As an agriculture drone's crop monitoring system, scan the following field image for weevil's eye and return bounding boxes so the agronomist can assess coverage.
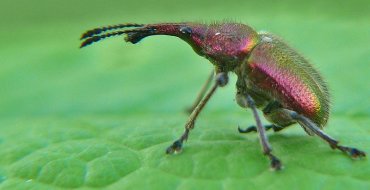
[180,26,192,35]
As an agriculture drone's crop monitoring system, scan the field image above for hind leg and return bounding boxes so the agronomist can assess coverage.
[260,107,366,158]
[287,110,366,158]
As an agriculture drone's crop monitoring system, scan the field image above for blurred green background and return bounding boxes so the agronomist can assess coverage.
[0,0,369,189]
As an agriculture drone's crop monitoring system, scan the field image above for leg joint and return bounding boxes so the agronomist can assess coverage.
[215,72,228,87]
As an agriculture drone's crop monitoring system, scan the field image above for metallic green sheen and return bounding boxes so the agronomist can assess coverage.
[242,32,330,127]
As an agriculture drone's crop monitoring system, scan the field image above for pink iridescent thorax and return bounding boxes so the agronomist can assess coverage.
[248,62,321,118]
[202,23,259,64]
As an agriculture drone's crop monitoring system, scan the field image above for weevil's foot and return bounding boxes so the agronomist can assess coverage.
[238,125,257,133]
[238,124,282,134]
[337,145,366,159]
[166,140,183,154]
[269,154,283,171]
[347,147,366,158]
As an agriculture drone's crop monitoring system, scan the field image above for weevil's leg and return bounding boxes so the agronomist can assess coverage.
[166,73,228,154]
[238,101,287,133]
[244,95,282,170]
[287,110,366,158]
[186,70,214,114]
[238,124,284,133]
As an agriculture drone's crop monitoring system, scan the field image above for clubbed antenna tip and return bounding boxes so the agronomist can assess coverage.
[80,31,127,48]
[80,23,144,40]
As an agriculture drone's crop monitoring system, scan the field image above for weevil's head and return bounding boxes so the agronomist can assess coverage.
[80,22,260,72]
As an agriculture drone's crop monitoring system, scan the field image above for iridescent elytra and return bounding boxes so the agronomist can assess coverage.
[80,22,366,170]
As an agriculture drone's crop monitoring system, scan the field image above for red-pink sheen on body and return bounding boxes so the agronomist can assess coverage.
[249,62,320,118]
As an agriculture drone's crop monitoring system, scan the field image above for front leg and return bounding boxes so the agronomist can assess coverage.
[186,70,214,114]
[166,72,229,154]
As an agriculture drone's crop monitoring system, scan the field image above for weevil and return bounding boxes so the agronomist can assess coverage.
[80,22,366,170]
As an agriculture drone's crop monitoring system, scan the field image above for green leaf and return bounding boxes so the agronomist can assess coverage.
[0,0,369,189]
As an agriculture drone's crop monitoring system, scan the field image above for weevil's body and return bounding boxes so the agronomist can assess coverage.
[199,23,330,130]
[236,32,330,129]
[81,22,365,170]
[103,22,330,130]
